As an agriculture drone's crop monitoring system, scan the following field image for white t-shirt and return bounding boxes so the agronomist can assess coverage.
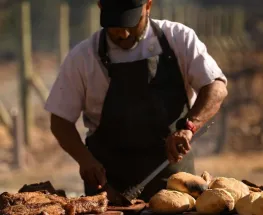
[44,18,227,136]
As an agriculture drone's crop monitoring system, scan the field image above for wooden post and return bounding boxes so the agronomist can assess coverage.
[189,5,198,32]
[183,4,193,28]
[85,2,100,37]
[232,7,245,37]
[18,0,33,146]
[223,9,231,36]
[0,100,12,132]
[215,106,228,154]
[158,0,164,20]
[213,7,223,37]
[197,7,205,37]
[11,108,26,169]
[59,0,70,65]
[30,74,49,103]
[174,4,185,25]
[151,0,161,19]
[160,0,173,21]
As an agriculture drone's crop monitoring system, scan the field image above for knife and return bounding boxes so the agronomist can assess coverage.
[101,183,133,206]
[121,121,215,202]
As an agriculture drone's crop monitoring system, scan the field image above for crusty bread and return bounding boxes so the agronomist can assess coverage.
[208,177,250,203]
[184,193,196,209]
[251,192,263,215]
[235,192,261,215]
[149,189,195,213]
[200,171,213,185]
[196,188,235,214]
[167,172,208,198]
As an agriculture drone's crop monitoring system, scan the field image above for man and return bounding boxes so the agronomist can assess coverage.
[45,0,228,202]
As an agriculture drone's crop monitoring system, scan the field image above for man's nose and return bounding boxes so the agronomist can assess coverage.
[118,29,130,39]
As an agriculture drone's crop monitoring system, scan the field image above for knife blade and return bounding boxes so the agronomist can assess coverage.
[121,121,214,202]
[101,183,133,206]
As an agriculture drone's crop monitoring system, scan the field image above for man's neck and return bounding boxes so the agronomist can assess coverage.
[137,17,150,42]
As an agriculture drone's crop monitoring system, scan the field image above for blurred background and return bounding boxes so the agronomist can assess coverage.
[0,0,263,196]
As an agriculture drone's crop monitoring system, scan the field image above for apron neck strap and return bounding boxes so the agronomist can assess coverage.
[98,28,111,70]
[98,19,175,70]
[149,19,176,60]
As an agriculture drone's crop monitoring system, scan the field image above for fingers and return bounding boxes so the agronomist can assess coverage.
[80,165,107,190]
[167,137,183,163]
[166,130,193,163]
[170,140,181,161]
[176,143,187,155]
[182,136,191,151]
[167,142,176,163]
[176,133,191,153]
[95,166,107,189]
[81,169,98,189]
[177,134,190,152]
[166,136,175,162]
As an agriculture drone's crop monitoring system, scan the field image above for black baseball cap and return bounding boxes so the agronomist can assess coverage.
[100,0,147,28]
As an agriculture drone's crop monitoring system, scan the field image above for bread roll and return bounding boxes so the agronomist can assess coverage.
[235,192,261,215]
[200,171,213,185]
[184,193,196,209]
[196,188,235,214]
[208,177,250,203]
[149,189,195,213]
[167,172,208,198]
[251,192,263,215]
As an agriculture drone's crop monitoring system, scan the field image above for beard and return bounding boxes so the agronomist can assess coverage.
[107,17,149,50]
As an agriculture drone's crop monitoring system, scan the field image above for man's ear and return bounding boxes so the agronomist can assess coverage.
[97,1,102,9]
[146,0,152,14]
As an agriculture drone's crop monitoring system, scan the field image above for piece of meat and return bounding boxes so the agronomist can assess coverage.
[0,203,66,215]
[0,191,51,210]
[0,191,108,215]
[68,192,108,214]
[18,181,67,197]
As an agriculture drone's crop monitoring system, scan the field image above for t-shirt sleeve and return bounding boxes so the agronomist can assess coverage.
[44,52,86,123]
[184,29,227,92]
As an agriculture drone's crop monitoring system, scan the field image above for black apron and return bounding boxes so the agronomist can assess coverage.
[84,19,195,202]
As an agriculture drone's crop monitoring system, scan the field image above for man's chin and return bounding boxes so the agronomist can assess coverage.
[117,40,138,50]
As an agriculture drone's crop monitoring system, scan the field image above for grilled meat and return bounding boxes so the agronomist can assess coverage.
[18,181,66,197]
[0,191,108,215]
[0,203,66,215]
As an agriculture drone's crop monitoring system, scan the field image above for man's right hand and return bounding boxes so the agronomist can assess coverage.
[50,114,107,189]
[79,153,107,190]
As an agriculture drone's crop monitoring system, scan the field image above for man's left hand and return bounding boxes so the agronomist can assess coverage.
[166,129,193,163]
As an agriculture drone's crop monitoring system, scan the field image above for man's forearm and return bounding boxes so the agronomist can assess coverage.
[50,114,91,165]
[187,80,228,131]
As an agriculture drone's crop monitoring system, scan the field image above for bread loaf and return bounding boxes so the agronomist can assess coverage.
[196,188,235,214]
[208,177,250,203]
[251,192,263,215]
[167,172,208,198]
[149,189,195,213]
[200,171,213,185]
[235,192,261,215]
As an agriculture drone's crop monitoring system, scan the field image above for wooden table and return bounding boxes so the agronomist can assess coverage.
[140,208,239,215]
[90,212,124,215]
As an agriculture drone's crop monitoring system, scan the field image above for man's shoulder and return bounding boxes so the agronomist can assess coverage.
[151,18,195,37]
[66,30,101,61]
